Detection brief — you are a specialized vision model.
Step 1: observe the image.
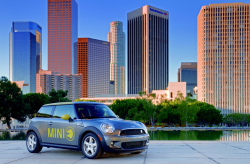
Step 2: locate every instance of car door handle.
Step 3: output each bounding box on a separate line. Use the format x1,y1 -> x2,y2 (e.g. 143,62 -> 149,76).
48,122 -> 52,125
77,122 -> 84,127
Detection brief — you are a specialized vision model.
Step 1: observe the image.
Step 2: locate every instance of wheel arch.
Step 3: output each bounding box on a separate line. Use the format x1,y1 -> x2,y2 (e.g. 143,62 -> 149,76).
78,127 -> 105,150
26,126 -> 42,143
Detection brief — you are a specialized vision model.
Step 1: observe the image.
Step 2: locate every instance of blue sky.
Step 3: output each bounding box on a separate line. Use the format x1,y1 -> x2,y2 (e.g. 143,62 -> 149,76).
0,0 -> 246,82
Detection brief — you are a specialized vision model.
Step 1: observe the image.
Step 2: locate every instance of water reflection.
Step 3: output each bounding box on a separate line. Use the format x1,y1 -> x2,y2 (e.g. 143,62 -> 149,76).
149,130 -> 250,141
220,131 -> 250,141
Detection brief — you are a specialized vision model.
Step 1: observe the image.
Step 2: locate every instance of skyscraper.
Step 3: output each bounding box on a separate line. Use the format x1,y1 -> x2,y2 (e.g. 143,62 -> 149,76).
178,62 -> 197,94
198,3 -> 250,114
78,38 -> 110,98
10,21 -> 42,94
48,0 -> 78,74
127,5 -> 169,94
108,21 -> 126,95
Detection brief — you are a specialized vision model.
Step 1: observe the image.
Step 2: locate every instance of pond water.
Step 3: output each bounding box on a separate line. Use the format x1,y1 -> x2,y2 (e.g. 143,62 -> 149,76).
149,130 -> 250,141
1,130 -> 250,141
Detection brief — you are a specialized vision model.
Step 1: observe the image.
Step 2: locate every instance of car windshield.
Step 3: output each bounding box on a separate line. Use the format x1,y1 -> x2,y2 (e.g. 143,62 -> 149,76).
75,104 -> 117,119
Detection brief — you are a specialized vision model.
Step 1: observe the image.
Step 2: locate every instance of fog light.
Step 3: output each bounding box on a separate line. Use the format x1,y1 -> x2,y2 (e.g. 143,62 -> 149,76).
110,142 -> 114,147
146,140 -> 149,145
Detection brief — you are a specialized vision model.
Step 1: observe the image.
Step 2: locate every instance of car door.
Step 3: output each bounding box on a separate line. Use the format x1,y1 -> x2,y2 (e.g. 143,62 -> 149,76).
35,105 -> 55,143
47,105 -> 78,146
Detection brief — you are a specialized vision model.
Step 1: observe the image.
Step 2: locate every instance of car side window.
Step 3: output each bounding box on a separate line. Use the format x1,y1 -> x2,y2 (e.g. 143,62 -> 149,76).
36,106 -> 54,118
53,105 -> 76,119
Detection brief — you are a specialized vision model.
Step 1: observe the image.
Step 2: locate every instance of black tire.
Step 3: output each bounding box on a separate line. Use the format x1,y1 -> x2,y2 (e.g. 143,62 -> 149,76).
82,133 -> 103,159
26,131 -> 42,153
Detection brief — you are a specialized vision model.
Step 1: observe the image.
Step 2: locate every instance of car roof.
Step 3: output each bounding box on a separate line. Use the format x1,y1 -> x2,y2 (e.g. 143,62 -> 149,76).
43,102 -> 105,106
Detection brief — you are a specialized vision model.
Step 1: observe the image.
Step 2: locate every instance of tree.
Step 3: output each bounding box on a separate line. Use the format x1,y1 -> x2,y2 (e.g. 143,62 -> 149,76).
24,93 -> 50,118
195,102 -> 222,126
138,91 -> 146,97
75,99 -> 97,102
110,98 -> 157,125
0,76 -> 28,129
185,102 -> 199,126
139,98 -> 157,125
110,99 -> 140,120
223,113 -> 249,127
48,89 -> 71,103
157,103 -> 181,127
174,91 -> 185,101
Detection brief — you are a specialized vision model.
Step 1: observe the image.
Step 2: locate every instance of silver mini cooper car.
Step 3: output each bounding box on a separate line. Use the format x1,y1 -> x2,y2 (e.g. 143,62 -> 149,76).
26,102 -> 149,159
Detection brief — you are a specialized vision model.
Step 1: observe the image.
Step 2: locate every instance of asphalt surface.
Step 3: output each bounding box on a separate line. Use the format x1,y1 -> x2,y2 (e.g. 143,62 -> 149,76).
0,141 -> 250,164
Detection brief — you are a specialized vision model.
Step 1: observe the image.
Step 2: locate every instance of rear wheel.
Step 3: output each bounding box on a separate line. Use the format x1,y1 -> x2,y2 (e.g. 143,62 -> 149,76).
82,133 -> 103,159
26,131 -> 42,153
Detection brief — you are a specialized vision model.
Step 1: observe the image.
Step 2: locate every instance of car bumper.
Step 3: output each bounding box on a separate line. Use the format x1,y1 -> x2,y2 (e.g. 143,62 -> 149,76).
102,134 -> 149,152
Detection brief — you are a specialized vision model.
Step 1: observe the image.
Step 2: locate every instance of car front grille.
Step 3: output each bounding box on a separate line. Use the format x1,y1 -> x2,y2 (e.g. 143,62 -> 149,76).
121,141 -> 146,149
120,129 -> 146,136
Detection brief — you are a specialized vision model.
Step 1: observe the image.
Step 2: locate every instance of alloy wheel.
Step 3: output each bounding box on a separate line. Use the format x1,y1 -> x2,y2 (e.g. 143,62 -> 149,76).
83,136 -> 97,156
27,133 -> 37,151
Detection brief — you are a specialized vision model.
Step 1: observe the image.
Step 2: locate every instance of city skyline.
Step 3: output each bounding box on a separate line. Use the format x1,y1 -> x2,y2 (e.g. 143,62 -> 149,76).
1,0 -> 245,83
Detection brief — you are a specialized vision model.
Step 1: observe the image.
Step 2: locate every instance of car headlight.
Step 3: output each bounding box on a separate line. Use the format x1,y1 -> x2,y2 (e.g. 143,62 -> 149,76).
137,122 -> 148,134
100,123 -> 115,134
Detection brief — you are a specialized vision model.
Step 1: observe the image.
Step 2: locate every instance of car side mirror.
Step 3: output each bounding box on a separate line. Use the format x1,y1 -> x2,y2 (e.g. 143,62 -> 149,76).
62,114 -> 71,120
116,115 -> 119,118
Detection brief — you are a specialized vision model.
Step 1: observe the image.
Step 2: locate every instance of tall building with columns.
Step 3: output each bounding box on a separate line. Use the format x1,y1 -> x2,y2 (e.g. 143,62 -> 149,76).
198,3 -> 250,114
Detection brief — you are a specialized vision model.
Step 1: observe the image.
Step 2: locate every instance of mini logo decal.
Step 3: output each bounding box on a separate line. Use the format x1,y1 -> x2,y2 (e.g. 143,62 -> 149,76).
66,127 -> 75,141
47,127 -> 75,141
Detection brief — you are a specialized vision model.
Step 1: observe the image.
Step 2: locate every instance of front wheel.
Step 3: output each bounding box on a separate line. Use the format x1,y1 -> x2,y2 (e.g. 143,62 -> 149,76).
82,133 -> 103,159
26,131 -> 42,153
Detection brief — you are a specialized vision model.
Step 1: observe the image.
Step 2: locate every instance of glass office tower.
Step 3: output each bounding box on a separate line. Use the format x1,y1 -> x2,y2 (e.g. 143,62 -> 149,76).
48,0 -> 78,74
10,21 -> 42,94
178,62 -> 197,94
108,21 -> 126,95
127,5 -> 169,94
198,3 -> 250,114
78,38 -> 110,98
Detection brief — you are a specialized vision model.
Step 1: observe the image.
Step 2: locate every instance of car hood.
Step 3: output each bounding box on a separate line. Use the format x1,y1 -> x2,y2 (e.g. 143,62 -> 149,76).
106,118 -> 144,130
84,118 -> 145,130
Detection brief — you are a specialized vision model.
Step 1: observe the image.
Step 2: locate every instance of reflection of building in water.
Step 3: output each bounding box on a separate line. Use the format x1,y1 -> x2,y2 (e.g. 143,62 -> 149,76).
220,131 -> 250,141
